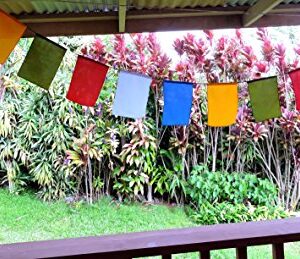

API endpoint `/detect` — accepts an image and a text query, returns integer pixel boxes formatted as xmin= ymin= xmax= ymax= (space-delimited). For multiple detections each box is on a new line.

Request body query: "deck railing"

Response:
xmin=1 ymin=218 xmax=300 ymax=259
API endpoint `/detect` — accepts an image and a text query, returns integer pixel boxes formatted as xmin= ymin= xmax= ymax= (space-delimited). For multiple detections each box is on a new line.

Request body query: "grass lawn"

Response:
xmin=0 ymin=189 xmax=299 ymax=258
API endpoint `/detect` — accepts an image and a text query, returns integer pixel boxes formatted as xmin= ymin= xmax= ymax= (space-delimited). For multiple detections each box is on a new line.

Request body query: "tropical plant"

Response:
xmin=1 ymin=28 xmax=300 ymax=214
xmin=187 ymin=166 xmax=278 ymax=207
xmin=187 ymin=202 xmax=288 ymax=225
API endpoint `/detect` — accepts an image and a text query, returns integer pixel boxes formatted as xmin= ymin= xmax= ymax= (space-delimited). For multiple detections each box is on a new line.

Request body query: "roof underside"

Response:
xmin=0 ymin=0 xmax=257 ymax=14
xmin=1 ymin=0 xmax=300 ymax=36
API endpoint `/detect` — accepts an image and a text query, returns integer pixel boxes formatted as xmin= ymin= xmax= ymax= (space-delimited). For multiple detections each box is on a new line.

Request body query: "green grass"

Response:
xmin=0 ymin=189 xmax=299 ymax=258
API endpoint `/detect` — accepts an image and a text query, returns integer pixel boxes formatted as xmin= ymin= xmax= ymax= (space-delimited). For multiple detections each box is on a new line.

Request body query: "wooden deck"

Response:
xmin=1 ymin=217 xmax=300 ymax=258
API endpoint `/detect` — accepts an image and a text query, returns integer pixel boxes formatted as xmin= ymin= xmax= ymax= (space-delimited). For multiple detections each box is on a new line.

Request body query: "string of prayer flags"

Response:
xmin=248 ymin=76 xmax=282 ymax=122
xmin=0 ymin=10 xmax=27 ymax=64
xmin=162 ymin=80 xmax=193 ymax=126
xmin=207 ymin=83 xmax=238 ymax=127
xmin=289 ymin=69 xmax=300 ymax=111
xmin=112 ymin=71 xmax=152 ymax=119
xmin=18 ymin=35 xmax=66 ymax=90
xmin=0 ymin=8 xmax=293 ymax=126
xmin=66 ymin=56 xmax=109 ymax=107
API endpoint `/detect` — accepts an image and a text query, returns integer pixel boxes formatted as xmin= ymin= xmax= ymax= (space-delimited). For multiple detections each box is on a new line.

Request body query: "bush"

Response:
xmin=187 ymin=165 xmax=278 ymax=207
xmin=185 ymin=165 xmax=288 ymax=224
xmin=187 ymin=202 xmax=288 ymax=225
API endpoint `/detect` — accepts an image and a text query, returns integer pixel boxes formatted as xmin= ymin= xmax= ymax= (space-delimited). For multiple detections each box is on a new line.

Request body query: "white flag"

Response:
xmin=112 ymin=71 xmax=152 ymax=119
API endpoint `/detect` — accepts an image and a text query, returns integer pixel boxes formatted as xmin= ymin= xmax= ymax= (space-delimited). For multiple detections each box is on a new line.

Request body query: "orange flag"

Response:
xmin=208 ymin=83 xmax=238 ymax=127
xmin=0 ymin=9 xmax=27 ymax=64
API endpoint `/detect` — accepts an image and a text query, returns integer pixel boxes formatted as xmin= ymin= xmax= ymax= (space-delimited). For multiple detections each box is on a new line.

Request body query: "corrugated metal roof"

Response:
xmin=0 ymin=0 xmax=117 ymax=14
xmin=131 ymin=0 xmax=257 ymax=9
xmin=285 ymin=0 xmax=300 ymax=3
xmin=1 ymin=0 xmax=299 ymax=15
xmin=0 ymin=0 xmax=261 ymax=15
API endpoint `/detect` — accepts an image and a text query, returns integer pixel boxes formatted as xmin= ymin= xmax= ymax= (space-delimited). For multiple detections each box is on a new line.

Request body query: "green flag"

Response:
xmin=248 ymin=76 xmax=281 ymax=122
xmin=18 ymin=35 xmax=66 ymax=90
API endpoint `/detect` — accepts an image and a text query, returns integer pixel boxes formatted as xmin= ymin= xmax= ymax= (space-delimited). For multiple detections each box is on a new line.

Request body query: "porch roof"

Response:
xmin=1 ymin=0 xmax=300 ymax=36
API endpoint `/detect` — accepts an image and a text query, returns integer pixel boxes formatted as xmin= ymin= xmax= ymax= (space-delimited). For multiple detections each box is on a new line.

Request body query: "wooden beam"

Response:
xmin=16 ymin=4 xmax=300 ymax=37
xmin=119 ymin=0 xmax=127 ymax=32
xmin=243 ymin=0 xmax=282 ymax=27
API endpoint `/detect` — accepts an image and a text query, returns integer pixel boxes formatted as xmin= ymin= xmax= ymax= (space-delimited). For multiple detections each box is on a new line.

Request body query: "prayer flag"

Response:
xmin=162 ymin=80 xmax=193 ymax=126
xmin=248 ymin=77 xmax=281 ymax=122
xmin=112 ymin=71 xmax=151 ymax=119
xmin=66 ymin=56 xmax=109 ymax=107
xmin=18 ymin=35 xmax=66 ymax=90
xmin=208 ymin=83 xmax=238 ymax=127
xmin=289 ymin=69 xmax=300 ymax=111
xmin=0 ymin=9 xmax=27 ymax=64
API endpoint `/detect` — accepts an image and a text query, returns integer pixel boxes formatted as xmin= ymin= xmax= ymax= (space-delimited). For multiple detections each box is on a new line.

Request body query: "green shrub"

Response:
xmin=185 ymin=165 xmax=288 ymax=225
xmin=187 ymin=202 xmax=288 ymax=225
xmin=187 ymin=165 xmax=278 ymax=207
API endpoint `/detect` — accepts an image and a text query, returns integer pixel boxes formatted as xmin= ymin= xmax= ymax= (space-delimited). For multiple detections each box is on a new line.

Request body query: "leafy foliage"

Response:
xmin=187 ymin=165 xmax=278 ymax=206
xmin=186 ymin=166 xmax=287 ymax=224
xmin=1 ymin=28 xmax=300 ymax=217
xmin=187 ymin=202 xmax=288 ymax=225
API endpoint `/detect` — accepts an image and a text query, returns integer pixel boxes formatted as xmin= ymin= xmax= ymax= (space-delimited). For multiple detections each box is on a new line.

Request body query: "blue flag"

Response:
xmin=162 ymin=80 xmax=193 ymax=126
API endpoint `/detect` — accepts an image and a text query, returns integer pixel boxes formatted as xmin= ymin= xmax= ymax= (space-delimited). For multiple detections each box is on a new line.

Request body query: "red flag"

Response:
xmin=67 ymin=56 xmax=109 ymax=107
xmin=289 ymin=69 xmax=300 ymax=111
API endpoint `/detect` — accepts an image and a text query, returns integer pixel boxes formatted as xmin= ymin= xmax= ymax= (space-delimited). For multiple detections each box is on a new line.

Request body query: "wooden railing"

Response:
xmin=1 ymin=218 xmax=300 ymax=259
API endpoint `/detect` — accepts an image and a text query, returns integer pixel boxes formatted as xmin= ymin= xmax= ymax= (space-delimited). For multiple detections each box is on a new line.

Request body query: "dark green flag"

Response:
xmin=18 ymin=35 xmax=66 ymax=90
xmin=248 ymin=76 xmax=282 ymax=122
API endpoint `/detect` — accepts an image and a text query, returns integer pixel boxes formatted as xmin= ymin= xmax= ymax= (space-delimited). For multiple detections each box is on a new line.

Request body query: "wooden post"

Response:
xmin=236 ymin=247 xmax=248 ymax=259
xmin=118 ymin=0 xmax=127 ymax=32
xmin=200 ymin=250 xmax=211 ymax=259
xmin=162 ymin=255 xmax=172 ymax=259
xmin=272 ymin=243 xmax=284 ymax=259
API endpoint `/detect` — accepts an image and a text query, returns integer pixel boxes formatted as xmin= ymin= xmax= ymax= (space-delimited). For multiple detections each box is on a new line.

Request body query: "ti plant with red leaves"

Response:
xmin=3 ymin=29 xmax=300 ymax=211
xmin=77 ymin=29 xmax=300 ymax=209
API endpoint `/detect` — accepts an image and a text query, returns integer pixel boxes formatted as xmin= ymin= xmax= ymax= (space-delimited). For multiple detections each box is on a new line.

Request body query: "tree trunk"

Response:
xmin=212 ymin=128 xmax=219 ymax=172
xmin=88 ymin=156 xmax=93 ymax=204
xmin=147 ymin=183 xmax=153 ymax=203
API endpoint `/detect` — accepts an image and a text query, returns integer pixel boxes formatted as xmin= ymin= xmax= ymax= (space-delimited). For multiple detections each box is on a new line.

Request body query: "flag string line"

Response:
xmin=23 ymin=24 xmax=299 ymax=86
xmin=1 ymin=8 xmax=296 ymax=125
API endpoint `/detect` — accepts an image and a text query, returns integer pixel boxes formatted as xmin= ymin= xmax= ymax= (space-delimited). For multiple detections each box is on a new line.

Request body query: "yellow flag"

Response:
xmin=208 ymin=83 xmax=238 ymax=127
xmin=0 ymin=10 xmax=27 ymax=64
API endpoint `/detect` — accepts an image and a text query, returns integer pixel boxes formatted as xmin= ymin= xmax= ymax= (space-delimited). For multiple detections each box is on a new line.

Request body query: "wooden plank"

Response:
xmin=272 ymin=243 xmax=284 ymax=259
xmin=243 ymin=0 xmax=282 ymax=27
xmin=21 ymin=13 xmax=243 ymax=37
xmin=1 ymin=218 xmax=300 ymax=259
xmin=236 ymin=247 xmax=247 ymax=259
xmin=11 ymin=4 xmax=300 ymax=37
xmin=23 ymin=19 xmax=118 ymax=37
xmin=118 ymin=0 xmax=127 ymax=32
xmin=21 ymin=11 xmax=300 ymax=37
